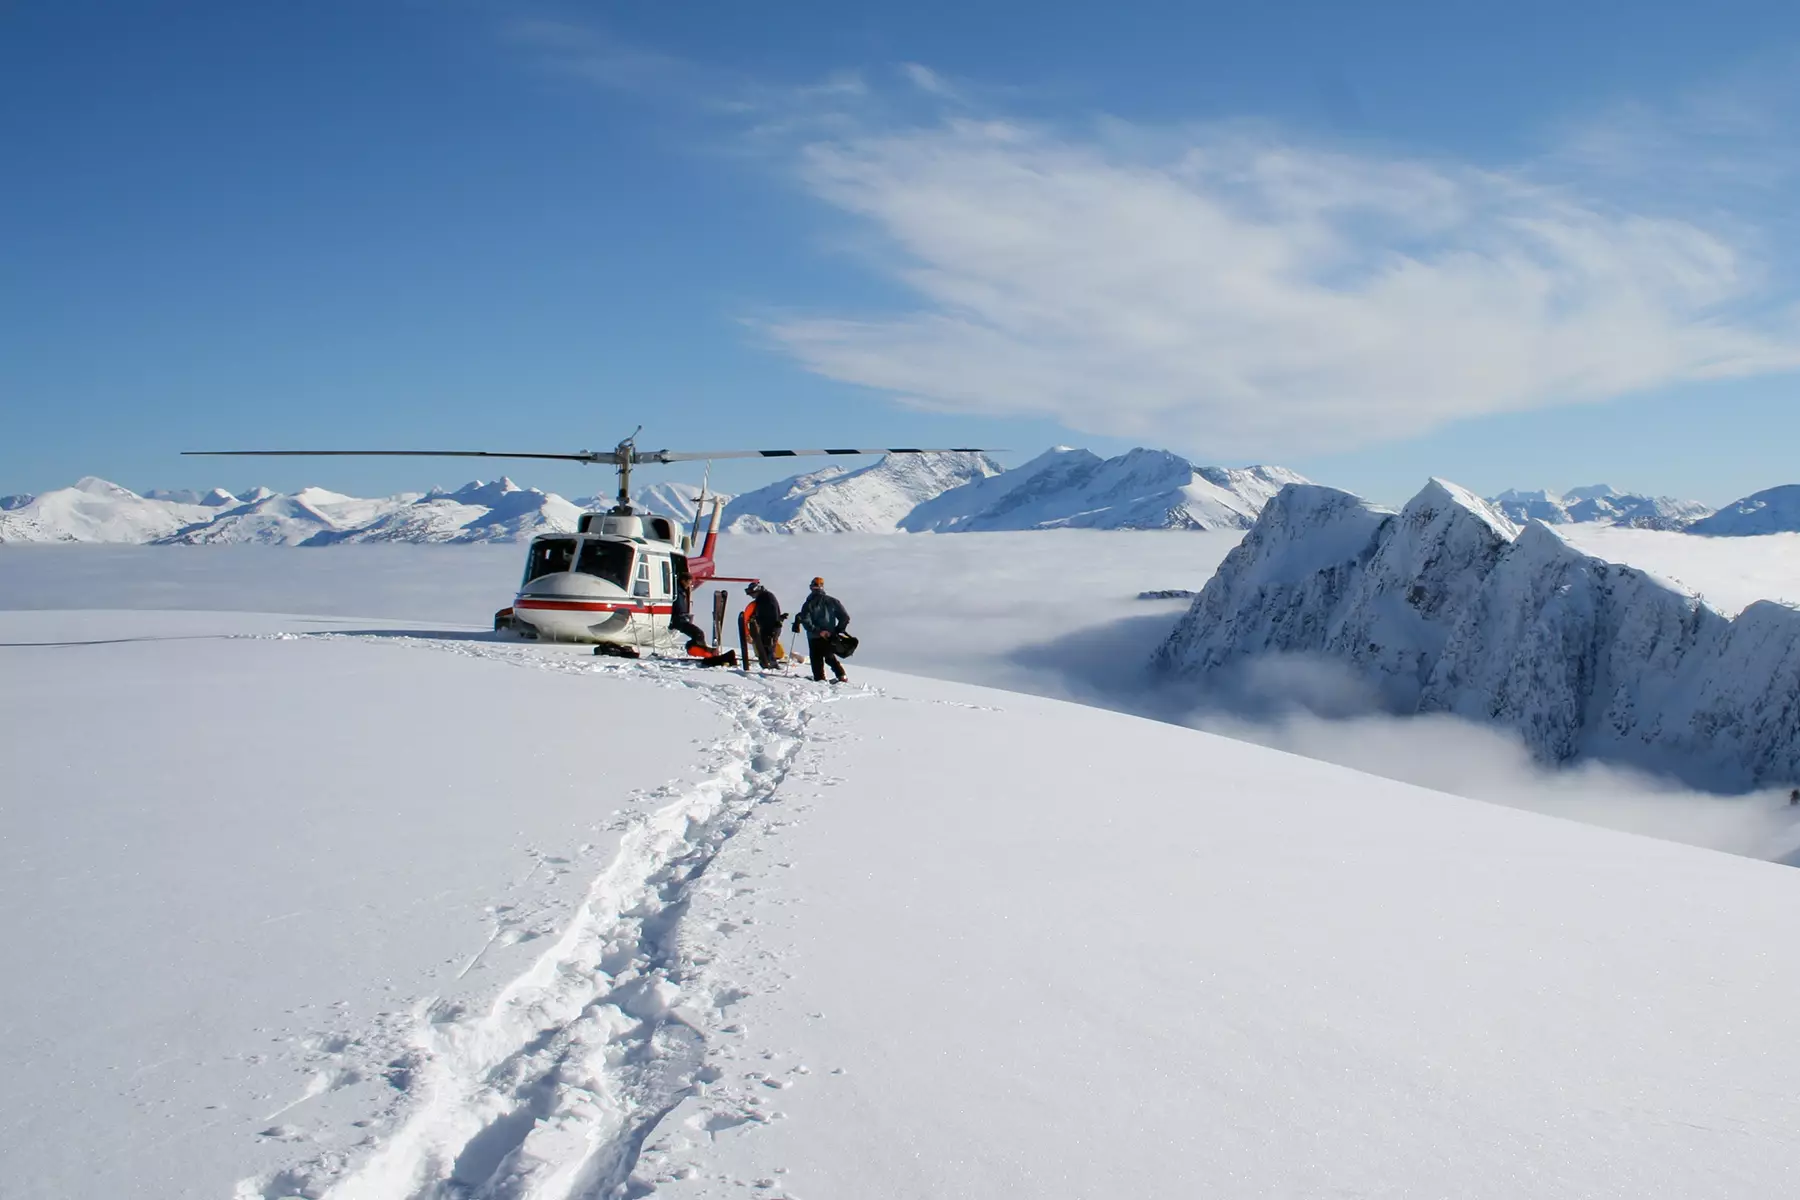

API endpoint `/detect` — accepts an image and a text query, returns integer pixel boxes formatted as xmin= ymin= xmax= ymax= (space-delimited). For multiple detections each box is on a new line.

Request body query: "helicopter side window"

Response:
xmin=660 ymin=560 xmax=671 ymax=596
xmin=523 ymin=538 xmax=577 ymax=584
xmin=633 ymin=556 xmax=651 ymax=598
xmin=575 ymin=539 xmax=634 ymax=589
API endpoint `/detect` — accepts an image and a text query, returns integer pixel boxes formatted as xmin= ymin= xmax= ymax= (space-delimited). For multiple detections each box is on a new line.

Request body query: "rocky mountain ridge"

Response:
xmin=1153 ymin=479 xmax=1800 ymax=787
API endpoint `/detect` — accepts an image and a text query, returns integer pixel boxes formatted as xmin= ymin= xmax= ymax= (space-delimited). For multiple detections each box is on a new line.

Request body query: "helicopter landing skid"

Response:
xmin=591 ymin=643 xmax=642 ymax=659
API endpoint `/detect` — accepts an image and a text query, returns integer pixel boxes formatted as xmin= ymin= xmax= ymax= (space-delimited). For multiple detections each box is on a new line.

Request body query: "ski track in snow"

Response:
xmin=235 ymin=637 xmax=874 ymax=1200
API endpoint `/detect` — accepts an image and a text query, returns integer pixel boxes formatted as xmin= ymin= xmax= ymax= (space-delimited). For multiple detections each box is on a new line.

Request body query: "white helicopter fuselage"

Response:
xmin=506 ymin=511 xmax=700 ymax=647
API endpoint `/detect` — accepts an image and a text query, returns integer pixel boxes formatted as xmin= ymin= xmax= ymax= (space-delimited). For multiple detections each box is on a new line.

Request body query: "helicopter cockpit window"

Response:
xmin=523 ymin=538 xmax=577 ymax=584
xmin=575 ymin=539 xmax=634 ymax=589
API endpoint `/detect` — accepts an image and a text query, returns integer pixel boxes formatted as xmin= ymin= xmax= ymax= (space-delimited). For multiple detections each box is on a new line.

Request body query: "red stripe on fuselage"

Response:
xmin=515 ymin=599 xmax=673 ymax=614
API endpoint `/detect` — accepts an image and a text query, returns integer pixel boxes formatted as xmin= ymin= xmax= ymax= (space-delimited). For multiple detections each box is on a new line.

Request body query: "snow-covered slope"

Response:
xmin=310 ymin=479 xmax=581 ymax=544
xmin=629 ymin=481 xmax=734 ymax=523
xmin=1490 ymin=484 xmax=1713 ymax=531
xmin=0 ymin=477 xmax=215 ymax=543
xmin=1690 ymin=484 xmax=1800 ymax=536
xmin=726 ymin=451 xmax=1002 ymax=533
xmin=159 ymin=492 xmax=343 ymax=546
xmin=0 ymin=513 xmax=57 ymax=543
xmin=1155 ymin=479 xmax=1800 ymax=786
xmin=902 ymin=447 xmax=1307 ymax=531
xmin=8 ymin=606 xmax=1800 ymax=1199
xmin=2 ymin=476 xmax=580 ymax=545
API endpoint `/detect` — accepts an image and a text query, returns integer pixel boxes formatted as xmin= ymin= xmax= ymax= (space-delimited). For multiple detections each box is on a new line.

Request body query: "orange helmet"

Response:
xmin=810 ymin=577 xmax=825 ymax=589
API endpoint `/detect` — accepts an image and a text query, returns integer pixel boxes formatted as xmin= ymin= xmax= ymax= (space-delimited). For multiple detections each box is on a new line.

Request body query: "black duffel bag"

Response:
xmin=822 ymin=631 xmax=858 ymax=658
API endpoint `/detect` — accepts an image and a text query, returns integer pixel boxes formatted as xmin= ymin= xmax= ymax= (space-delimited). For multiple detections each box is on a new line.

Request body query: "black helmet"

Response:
xmin=745 ymin=582 xmax=761 ymax=596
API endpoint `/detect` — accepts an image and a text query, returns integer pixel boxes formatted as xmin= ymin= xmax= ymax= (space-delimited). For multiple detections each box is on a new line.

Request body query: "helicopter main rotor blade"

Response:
xmin=182 ymin=449 xmax=622 ymax=463
xmin=638 ymin=447 xmax=992 ymax=462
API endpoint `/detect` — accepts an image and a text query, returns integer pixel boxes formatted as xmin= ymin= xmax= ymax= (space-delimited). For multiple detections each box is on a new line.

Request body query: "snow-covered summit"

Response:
xmin=0 ymin=477 xmax=214 ymax=543
xmin=726 ymin=451 xmax=1003 ymax=534
xmin=901 ymin=447 xmax=1308 ymax=532
xmin=629 ymin=481 xmax=735 ymax=523
xmin=309 ymin=480 xmax=581 ymax=545
xmin=1155 ymin=478 xmax=1800 ymax=786
xmin=159 ymin=491 xmax=342 ymax=546
xmin=1488 ymin=484 xmax=1712 ymax=531
xmin=1690 ymin=485 xmax=1800 ymax=537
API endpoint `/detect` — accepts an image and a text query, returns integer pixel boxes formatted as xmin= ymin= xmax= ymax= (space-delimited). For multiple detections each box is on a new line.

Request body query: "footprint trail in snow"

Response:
xmin=236 ymin=641 xmax=841 ymax=1200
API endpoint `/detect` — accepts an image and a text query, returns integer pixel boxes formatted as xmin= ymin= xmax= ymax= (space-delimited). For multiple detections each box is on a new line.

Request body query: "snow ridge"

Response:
xmin=1155 ymin=480 xmax=1800 ymax=786
xmin=241 ymin=660 xmax=819 ymax=1200
xmin=1690 ymin=484 xmax=1800 ymax=537
xmin=901 ymin=447 xmax=1308 ymax=532
xmin=1488 ymin=485 xmax=1713 ymax=531
xmin=726 ymin=451 xmax=1002 ymax=534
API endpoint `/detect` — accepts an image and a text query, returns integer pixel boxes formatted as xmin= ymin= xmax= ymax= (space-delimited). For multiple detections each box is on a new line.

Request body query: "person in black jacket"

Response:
xmin=793 ymin=576 xmax=850 ymax=683
xmin=745 ymin=582 xmax=784 ymax=670
xmin=668 ymin=561 xmax=709 ymax=652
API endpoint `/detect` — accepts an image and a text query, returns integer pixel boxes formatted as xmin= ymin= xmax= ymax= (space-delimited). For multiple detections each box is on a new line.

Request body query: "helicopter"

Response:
xmin=183 ymin=433 xmax=990 ymax=657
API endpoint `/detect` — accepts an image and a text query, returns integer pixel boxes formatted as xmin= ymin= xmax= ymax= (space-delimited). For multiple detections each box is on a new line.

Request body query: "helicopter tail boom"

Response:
xmin=687 ymin=496 xmax=725 ymax=582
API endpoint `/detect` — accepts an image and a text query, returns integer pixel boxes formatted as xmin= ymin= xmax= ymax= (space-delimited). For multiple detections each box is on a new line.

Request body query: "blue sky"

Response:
xmin=5 ymin=0 xmax=1800 ymax=506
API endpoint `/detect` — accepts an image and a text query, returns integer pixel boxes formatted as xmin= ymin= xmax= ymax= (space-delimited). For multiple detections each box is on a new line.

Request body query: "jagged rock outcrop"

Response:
xmin=1154 ymin=479 xmax=1800 ymax=787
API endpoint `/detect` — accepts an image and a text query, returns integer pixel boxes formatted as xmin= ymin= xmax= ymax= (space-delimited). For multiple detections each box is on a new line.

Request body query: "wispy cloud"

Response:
xmin=1551 ymin=54 xmax=1800 ymax=199
xmin=765 ymin=115 xmax=1800 ymax=455
xmin=502 ymin=21 xmax=1800 ymax=456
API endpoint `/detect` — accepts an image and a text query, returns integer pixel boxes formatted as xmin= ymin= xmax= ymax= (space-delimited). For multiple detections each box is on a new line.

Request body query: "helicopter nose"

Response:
xmin=520 ymin=571 xmax=626 ymax=600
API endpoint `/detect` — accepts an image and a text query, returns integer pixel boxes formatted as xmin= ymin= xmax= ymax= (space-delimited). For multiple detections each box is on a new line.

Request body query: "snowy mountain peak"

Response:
xmin=447 ymin=477 xmax=524 ymax=505
xmin=1155 ymin=476 xmax=1800 ymax=785
xmin=1690 ymin=485 xmax=1800 ymax=537
xmin=1492 ymin=487 xmax=1560 ymax=504
xmin=632 ymin=481 xmax=734 ymax=523
xmin=160 ymin=491 xmax=341 ymax=546
xmin=1488 ymin=484 xmax=1712 ymax=531
xmin=726 ymin=451 xmax=1002 ymax=534
xmin=1564 ymin=483 xmax=1621 ymax=502
xmin=1417 ymin=477 xmax=1519 ymax=540
xmin=292 ymin=486 xmax=356 ymax=506
xmin=73 ymin=476 xmax=139 ymax=499
xmin=902 ymin=448 xmax=1310 ymax=533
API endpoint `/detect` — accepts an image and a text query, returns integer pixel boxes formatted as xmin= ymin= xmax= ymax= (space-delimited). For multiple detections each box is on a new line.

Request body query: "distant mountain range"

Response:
xmin=11 ymin=461 xmax=1788 ymax=545
xmin=0 ymin=477 xmax=574 ymax=546
xmin=0 ymin=448 xmax=1313 ymax=543
xmin=1486 ymin=484 xmax=1714 ymax=531
xmin=724 ymin=451 xmax=1006 ymax=533
xmin=903 ymin=448 xmax=1306 ymax=532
